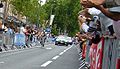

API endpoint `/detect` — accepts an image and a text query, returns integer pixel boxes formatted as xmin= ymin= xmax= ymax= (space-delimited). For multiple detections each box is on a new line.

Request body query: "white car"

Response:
xmin=55 ymin=35 xmax=68 ymax=46
xmin=65 ymin=37 xmax=73 ymax=45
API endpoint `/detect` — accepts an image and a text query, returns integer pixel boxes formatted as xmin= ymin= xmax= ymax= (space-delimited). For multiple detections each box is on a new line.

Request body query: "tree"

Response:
xmin=43 ymin=0 xmax=82 ymax=36
xmin=10 ymin=0 xmax=47 ymax=25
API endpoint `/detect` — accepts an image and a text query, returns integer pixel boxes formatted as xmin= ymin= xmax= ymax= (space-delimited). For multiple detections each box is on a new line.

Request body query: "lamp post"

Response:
xmin=49 ymin=0 xmax=56 ymax=27
xmin=37 ymin=0 xmax=42 ymax=28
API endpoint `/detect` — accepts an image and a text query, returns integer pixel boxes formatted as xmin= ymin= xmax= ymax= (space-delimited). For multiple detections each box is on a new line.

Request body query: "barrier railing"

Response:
xmin=0 ymin=32 xmax=3 ymax=52
xmin=78 ymin=37 xmax=120 ymax=69
xmin=0 ymin=32 xmax=43 ymax=52
xmin=102 ymin=38 xmax=120 ymax=69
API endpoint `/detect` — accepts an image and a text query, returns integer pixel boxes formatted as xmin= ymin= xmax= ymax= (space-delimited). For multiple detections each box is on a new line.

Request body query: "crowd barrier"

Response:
xmin=0 ymin=32 xmax=42 ymax=52
xmin=14 ymin=33 xmax=25 ymax=46
xmin=0 ymin=33 xmax=3 ymax=51
xmin=102 ymin=38 xmax=120 ymax=69
xmin=78 ymin=37 xmax=120 ymax=69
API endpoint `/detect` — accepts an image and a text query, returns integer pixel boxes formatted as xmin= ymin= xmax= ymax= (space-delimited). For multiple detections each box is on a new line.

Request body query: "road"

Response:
xmin=0 ymin=43 xmax=80 ymax=69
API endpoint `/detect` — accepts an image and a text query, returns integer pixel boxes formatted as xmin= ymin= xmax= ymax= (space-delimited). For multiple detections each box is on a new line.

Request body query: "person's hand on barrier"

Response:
xmin=81 ymin=0 xmax=94 ymax=8
xmin=80 ymin=0 xmax=105 ymax=8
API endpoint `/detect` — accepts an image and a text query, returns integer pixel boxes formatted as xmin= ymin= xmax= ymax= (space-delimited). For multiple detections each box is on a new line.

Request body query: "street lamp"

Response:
xmin=49 ymin=0 xmax=56 ymax=29
xmin=36 ymin=0 xmax=43 ymax=28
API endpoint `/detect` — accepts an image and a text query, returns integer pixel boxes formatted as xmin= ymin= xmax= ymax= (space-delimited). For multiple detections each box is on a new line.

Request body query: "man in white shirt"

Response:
xmin=88 ymin=7 xmax=114 ymax=35
xmin=81 ymin=0 xmax=120 ymax=39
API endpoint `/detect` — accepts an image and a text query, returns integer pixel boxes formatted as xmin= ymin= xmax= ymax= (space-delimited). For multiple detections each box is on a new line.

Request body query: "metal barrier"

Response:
xmin=101 ymin=38 xmax=120 ymax=69
xmin=0 ymin=32 xmax=3 ymax=51
xmin=77 ymin=37 xmax=120 ymax=69
xmin=3 ymin=33 xmax=14 ymax=46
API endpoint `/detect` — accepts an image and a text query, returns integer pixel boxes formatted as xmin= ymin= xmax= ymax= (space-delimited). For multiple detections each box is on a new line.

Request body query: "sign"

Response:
xmin=82 ymin=42 xmax=87 ymax=59
xmin=89 ymin=37 xmax=104 ymax=69
xmin=49 ymin=15 xmax=55 ymax=26
xmin=90 ymin=43 xmax=97 ymax=69
xmin=14 ymin=33 xmax=25 ymax=46
xmin=116 ymin=58 xmax=120 ymax=69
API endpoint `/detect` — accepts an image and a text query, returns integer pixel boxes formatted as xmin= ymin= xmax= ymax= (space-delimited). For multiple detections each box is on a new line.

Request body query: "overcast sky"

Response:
xmin=41 ymin=0 xmax=46 ymax=5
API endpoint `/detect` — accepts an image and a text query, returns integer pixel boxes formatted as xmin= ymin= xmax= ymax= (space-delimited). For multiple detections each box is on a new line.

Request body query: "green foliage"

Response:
xmin=10 ymin=0 xmax=47 ymax=25
xmin=44 ymin=0 xmax=82 ymax=36
xmin=10 ymin=0 xmax=82 ymax=36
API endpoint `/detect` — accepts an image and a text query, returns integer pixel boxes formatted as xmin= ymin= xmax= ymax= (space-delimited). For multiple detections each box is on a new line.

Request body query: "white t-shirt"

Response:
xmin=20 ymin=27 xmax=25 ymax=34
xmin=88 ymin=7 xmax=113 ymax=35
xmin=81 ymin=23 xmax=89 ymax=33
xmin=98 ymin=13 xmax=113 ymax=28
xmin=88 ymin=7 xmax=101 ymax=15
xmin=113 ymin=20 xmax=120 ymax=39
xmin=88 ymin=7 xmax=113 ymax=28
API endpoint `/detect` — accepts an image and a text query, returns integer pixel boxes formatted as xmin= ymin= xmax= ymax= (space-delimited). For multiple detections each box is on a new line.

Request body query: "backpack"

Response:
xmin=103 ymin=0 xmax=120 ymax=8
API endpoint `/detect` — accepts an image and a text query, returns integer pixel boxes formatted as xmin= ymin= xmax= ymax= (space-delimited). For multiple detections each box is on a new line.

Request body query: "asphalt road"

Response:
xmin=0 ymin=44 xmax=80 ymax=69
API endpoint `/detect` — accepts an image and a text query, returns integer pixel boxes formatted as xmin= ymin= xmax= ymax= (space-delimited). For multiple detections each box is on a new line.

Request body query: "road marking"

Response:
xmin=59 ymin=52 xmax=64 ymax=55
xmin=63 ymin=50 xmax=67 ymax=52
xmin=59 ymin=46 xmax=73 ymax=56
xmin=78 ymin=57 xmax=83 ymax=60
xmin=46 ymin=47 xmax=52 ymax=50
xmin=79 ymin=63 xmax=86 ymax=69
xmin=0 ymin=61 xmax=4 ymax=64
xmin=40 ymin=46 xmax=73 ymax=67
xmin=41 ymin=61 xmax=53 ymax=67
xmin=52 ymin=55 xmax=59 ymax=60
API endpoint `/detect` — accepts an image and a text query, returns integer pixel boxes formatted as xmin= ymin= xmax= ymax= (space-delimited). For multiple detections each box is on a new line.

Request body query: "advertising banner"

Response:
xmin=90 ymin=43 xmax=97 ymax=69
xmin=82 ymin=42 xmax=87 ymax=59
xmin=14 ymin=33 xmax=25 ymax=46
xmin=95 ymin=37 xmax=104 ymax=69
xmin=90 ymin=37 xmax=104 ymax=69
xmin=116 ymin=58 xmax=120 ymax=69
xmin=49 ymin=15 xmax=55 ymax=26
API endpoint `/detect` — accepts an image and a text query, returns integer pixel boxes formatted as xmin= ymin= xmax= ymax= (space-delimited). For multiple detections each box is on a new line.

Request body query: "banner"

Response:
xmin=14 ymin=33 xmax=25 ymax=46
xmin=90 ymin=37 xmax=104 ymax=69
xmin=90 ymin=43 xmax=97 ymax=69
xmin=116 ymin=58 xmax=120 ymax=69
xmin=82 ymin=42 xmax=87 ymax=59
xmin=95 ymin=37 xmax=104 ymax=69
xmin=49 ymin=15 xmax=55 ymax=26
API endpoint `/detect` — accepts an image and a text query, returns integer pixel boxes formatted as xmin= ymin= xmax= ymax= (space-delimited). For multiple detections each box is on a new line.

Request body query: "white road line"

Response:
xmin=59 ymin=46 xmax=73 ymax=56
xmin=46 ymin=47 xmax=52 ymax=50
xmin=79 ymin=63 xmax=86 ymax=69
xmin=52 ymin=55 xmax=59 ymax=60
xmin=63 ymin=50 xmax=67 ymax=52
xmin=0 ymin=61 xmax=4 ymax=64
xmin=59 ymin=52 xmax=64 ymax=55
xmin=41 ymin=61 xmax=53 ymax=67
xmin=78 ymin=57 xmax=83 ymax=60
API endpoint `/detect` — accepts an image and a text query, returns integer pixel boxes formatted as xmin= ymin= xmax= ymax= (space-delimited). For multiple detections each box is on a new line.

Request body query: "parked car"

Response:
xmin=55 ymin=35 xmax=68 ymax=46
xmin=65 ymin=37 xmax=73 ymax=45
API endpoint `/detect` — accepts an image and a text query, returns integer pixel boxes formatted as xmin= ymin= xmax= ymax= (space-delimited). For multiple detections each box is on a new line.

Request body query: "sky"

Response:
xmin=41 ymin=0 xmax=46 ymax=5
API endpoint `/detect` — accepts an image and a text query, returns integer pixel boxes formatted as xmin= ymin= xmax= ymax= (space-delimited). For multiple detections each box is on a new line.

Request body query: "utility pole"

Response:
xmin=37 ymin=0 xmax=42 ymax=28
xmin=3 ymin=0 xmax=8 ymax=21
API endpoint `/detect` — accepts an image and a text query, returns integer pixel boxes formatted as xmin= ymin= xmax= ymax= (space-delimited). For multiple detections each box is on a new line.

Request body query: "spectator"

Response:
xmin=88 ymin=7 xmax=115 ymax=36
xmin=80 ymin=0 xmax=120 ymax=39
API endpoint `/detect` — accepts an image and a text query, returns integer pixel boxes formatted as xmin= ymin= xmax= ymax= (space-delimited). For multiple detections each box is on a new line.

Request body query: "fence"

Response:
xmin=78 ymin=37 xmax=120 ymax=69
xmin=102 ymin=38 xmax=120 ymax=69
xmin=0 ymin=32 xmax=42 ymax=52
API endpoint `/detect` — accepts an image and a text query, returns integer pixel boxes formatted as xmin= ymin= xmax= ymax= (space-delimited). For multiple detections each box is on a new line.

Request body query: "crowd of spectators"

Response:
xmin=0 ymin=20 xmax=48 ymax=51
xmin=75 ymin=0 xmax=120 ymax=68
